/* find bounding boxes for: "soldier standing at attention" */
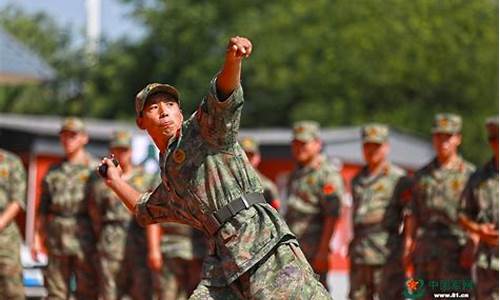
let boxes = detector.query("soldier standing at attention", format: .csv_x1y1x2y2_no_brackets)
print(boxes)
285,120,344,290
240,136,281,210
348,124,406,300
459,116,499,300
88,130,154,299
403,113,476,299
0,148,26,299
99,36,331,299
32,117,99,300
147,220,206,300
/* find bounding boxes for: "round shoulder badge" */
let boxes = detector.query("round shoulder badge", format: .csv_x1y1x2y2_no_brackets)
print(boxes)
173,149,186,164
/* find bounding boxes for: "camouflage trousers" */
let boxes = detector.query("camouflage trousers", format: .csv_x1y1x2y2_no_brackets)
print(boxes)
99,254,152,300
153,257,203,300
44,253,98,300
189,243,331,300
414,250,471,300
380,255,405,300
0,244,24,300
476,267,498,300
349,264,384,300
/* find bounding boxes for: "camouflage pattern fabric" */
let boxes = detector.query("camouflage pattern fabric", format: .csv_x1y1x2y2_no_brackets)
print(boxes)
39,156,99,299
89,167,154,299
133,77,327,296
349,163,406,298
154,223,206,300
460,159,499,299
256,170,280,208
189,242,331,300
285,155,344,281
408,156,475,294
0,149,26,300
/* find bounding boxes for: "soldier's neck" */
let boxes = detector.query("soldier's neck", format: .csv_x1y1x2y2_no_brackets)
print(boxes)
367,160,388,176
66,149,88,165
436,152,459,169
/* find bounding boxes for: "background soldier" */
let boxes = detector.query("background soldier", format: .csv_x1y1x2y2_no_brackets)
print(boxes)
32,117,99,300
88,130,153,299
100,36,331,299
240,136,281,210
459,116,499,300
0,149,26,299
147,222,206,300
285,120,344,290
404,113,475,299
348,124,406,300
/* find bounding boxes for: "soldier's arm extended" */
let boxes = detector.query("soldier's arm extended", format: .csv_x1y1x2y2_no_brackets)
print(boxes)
0,155,26,232
146,224,163,272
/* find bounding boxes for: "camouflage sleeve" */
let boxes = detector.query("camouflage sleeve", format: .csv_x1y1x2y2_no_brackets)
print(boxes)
196,76,244,148
38,173,52,216
134,182,191,226
459,174,479,220
319,170,344,218
384,176,412,232
8,155,26,210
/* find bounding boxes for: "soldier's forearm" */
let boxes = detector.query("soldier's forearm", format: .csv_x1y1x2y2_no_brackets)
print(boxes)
216,59,241,100
107,177,142,212
458,214,482,235
0,202,22,230
146,224,162,253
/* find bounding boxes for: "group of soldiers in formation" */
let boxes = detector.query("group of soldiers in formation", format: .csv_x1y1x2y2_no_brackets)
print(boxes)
0,36,497,300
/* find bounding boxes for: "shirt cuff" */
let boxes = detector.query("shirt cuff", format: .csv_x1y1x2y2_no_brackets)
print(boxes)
134,192,153,226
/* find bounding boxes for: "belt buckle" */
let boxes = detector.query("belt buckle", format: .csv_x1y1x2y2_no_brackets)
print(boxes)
241,194,250,209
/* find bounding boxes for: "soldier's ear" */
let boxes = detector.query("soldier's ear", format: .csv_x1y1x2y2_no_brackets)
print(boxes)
136,116,146,130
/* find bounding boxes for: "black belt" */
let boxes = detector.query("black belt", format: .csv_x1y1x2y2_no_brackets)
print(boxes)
205,192,265,236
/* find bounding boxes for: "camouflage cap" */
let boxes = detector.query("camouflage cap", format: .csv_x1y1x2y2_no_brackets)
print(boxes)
361,123,389,144
110,130,132,149
60,117,86,133
240,136,260,153
135,83,180,116
432,113,462,134
293,121,320,142
485,116,498,140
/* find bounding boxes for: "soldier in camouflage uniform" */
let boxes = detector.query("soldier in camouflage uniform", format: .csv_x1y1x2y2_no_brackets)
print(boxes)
459,117,499,300
0,149,26,299
240,136,281,210
404,113,476,299
147,221,206,300
32,117,99,300
100,36,331,299
88,130,154,300
285,120,344,290
348,124,406,300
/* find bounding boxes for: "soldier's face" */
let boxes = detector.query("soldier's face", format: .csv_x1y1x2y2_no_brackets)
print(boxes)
291,138,322,164
432,133,461,159
110,147,131,167
137,94,183,147
59,130,88,156
363,142,389,165
245,151,261,168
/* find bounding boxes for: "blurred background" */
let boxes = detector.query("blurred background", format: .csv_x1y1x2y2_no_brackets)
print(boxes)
0,0,498,299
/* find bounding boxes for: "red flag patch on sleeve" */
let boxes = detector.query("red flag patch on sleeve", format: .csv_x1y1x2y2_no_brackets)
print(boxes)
323,183,336,195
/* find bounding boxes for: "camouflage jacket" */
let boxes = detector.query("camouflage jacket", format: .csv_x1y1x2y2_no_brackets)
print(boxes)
39,155,97,256
0,149,26,246
160,222,207,260
256,170,280,206
349,163,406,265
89,166,154,259
460,159,499,270
134,78,295,287
409,156,475,246
284,155,344,260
